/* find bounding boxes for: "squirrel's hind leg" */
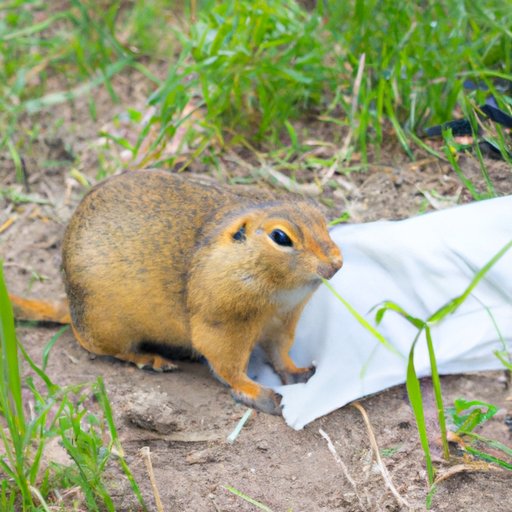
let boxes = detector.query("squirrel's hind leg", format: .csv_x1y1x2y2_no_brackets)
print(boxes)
112,352,178,372
71,323,178,372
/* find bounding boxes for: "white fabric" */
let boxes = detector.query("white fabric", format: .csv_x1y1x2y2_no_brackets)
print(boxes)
250,196,512,429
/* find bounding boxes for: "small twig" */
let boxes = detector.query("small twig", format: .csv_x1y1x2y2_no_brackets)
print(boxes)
0,216,16,234
321,52,366,185
350,53,367,120
319,428,366,510
351,402,411,509
125,431,222,443
210,497,222,512
190,0,197,23
29,485,51,512
39,178,58,207
64,351,79,364
140,446,164,512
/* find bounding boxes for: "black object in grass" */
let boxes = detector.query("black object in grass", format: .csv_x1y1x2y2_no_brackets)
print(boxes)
423,80,512,139
423,83,512,159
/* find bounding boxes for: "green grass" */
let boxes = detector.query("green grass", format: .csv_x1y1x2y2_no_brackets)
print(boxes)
2,0,511,191
373,241,512,501
0,0,168,180
224,486,275,512
326,1,511,144
448,399,512,470
1,1,512,508
110,0,512,186
0,263,146,511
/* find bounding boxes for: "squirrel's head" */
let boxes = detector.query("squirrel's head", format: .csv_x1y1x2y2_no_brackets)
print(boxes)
222,201,343,290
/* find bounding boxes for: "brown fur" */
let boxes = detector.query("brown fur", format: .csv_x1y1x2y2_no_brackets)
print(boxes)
12,170,343,415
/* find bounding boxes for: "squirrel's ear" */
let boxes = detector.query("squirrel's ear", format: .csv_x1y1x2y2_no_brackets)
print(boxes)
232,223,246,242
224,212,259,243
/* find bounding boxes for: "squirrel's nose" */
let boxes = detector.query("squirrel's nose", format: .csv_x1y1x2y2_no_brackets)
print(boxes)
317,255,343,280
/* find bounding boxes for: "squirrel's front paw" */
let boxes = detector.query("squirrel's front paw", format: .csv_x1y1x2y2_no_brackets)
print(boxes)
231,387,283,416
278,365,316,385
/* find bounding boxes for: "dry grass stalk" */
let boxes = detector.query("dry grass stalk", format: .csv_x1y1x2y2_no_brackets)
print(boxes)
352,402,411,510
140,446,164,512
319,427,367,510
321,52,366,185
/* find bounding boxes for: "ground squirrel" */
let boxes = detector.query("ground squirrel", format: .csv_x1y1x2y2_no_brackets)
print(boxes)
11,170,342,414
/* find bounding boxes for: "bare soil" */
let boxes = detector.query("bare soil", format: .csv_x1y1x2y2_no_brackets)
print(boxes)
2,73,511,511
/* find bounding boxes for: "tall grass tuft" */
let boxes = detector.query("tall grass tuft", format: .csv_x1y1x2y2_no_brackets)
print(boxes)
0,262,146,511
114,0,512,194
378,241,512,492
324,0,512,158
188,0,332,138
132,0,334,168
2,1,510,196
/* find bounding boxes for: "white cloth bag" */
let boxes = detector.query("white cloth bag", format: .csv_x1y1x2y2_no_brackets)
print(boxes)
251,196,512,429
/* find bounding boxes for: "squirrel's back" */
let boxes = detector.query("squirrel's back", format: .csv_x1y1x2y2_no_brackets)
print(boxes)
62,170,242,350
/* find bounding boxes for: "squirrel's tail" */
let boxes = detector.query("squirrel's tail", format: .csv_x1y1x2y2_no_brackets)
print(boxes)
9,295,71,324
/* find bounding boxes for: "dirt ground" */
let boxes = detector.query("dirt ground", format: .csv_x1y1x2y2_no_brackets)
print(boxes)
2,75,512,511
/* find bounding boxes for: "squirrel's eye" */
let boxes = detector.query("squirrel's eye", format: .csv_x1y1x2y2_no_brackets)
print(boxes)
269,229,293,247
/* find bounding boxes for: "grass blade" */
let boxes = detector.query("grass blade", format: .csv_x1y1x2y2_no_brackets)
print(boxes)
16,337,55,391
42,325,69,371
464,431,512,458
95,377,147,510
0,262,31,506
224,486,274,512
406,331,435,486
464,446,512,470
23,58,132,113
442,141,482,200
0,262,26,435
322,280,403,357
429,239,512,323
1,12,71,41
425,326,449,460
